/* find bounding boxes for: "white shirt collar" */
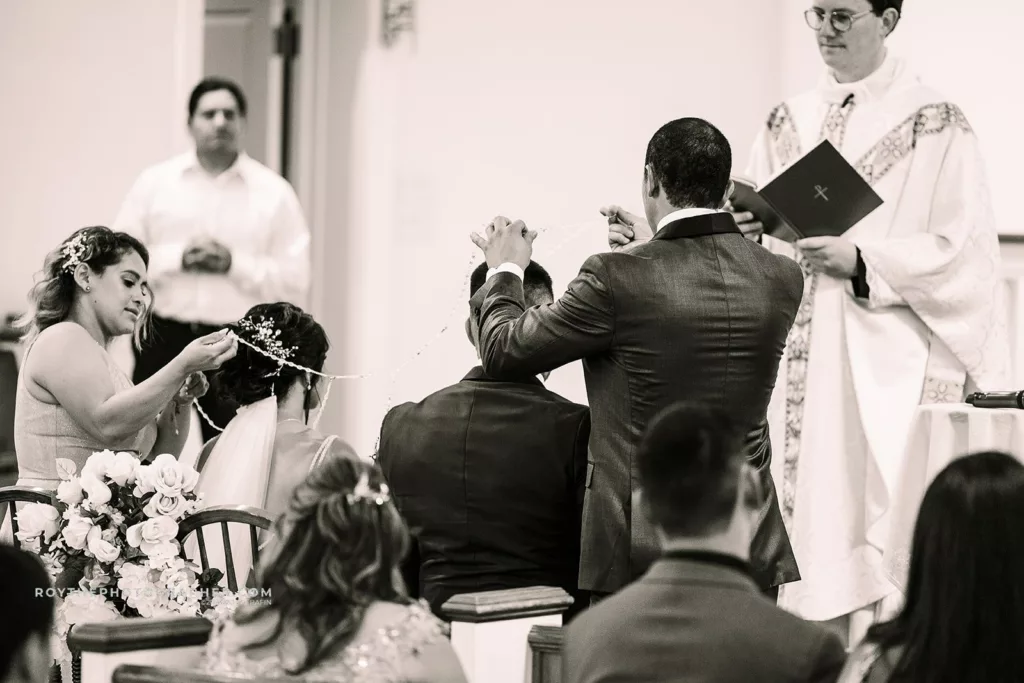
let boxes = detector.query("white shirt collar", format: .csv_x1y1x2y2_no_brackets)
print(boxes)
181,150,250,181
656,207,722,232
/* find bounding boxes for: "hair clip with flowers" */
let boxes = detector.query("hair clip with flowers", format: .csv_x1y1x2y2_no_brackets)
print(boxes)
237,315,299,361
346,472,391,506
62,233,89,273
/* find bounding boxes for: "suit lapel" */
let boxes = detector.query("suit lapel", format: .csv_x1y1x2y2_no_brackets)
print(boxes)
462,365,543,388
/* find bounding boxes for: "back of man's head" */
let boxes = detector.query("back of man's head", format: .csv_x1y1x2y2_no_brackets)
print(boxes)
469,260,554,316
644,118,732,210
0,545,54,683
637,402,745,538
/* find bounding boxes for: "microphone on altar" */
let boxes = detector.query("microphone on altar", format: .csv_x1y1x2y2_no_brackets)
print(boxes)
966,391,1024,409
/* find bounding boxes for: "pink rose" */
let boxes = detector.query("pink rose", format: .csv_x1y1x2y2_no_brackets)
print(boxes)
86,526,121,563
126,516,179,556
143,494,191,520
62,515,95,550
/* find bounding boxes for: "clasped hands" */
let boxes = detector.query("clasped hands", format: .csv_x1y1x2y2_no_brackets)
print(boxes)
470,216,537,270
183,238,231,274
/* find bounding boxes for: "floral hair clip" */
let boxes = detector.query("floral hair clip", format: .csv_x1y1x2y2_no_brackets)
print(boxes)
237,315,298,360
61,233,89,273
346,472,391,506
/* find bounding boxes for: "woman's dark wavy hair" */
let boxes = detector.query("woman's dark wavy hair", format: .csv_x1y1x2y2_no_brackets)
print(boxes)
18,226,151,346
235,456,410,674
216,302,329,407
865,451,1024,683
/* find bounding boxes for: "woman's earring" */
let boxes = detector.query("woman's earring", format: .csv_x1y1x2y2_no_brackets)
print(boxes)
85,285,91,292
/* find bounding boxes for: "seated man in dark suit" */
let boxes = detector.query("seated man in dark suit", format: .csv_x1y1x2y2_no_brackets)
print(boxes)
563,402,846,683
377,260,591,619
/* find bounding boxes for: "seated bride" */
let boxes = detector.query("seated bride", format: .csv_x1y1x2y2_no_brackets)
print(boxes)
203,455,467,683
188,302,357,580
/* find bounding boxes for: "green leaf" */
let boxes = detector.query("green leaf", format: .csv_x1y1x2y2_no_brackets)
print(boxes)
55,554,89,591
200,568,224,588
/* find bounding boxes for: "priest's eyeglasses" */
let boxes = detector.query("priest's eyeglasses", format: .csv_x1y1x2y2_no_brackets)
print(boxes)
804,8,873,32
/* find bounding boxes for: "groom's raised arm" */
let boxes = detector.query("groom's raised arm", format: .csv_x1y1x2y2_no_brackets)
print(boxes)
477,254,615,379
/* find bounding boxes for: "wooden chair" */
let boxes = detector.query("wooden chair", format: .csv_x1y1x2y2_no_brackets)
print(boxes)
0,486,65,683
176,505,273,592
0,485,55,549
113,664,280,683
529,625,564,683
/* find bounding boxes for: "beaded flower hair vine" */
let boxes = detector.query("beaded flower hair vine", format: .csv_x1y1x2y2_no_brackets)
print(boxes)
237,315,300,389
194,312,354,433
61,233,89,273
346,472,391,506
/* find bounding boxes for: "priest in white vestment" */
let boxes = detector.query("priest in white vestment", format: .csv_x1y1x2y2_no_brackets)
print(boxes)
731,0,1009,642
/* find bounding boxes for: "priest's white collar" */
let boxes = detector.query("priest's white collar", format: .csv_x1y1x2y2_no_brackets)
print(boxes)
818,48,905,104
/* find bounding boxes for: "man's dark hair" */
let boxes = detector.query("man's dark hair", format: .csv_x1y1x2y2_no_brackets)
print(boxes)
637,402,745,537
644,118,732,210
870,0,902,16
0,545,54,680
865,451,1024,683
188,76,248,119
870,0,902,32
469,260,554,314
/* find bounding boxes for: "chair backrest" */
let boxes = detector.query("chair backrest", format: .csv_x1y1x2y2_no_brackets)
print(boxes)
0,485,55,549
113,664,281,683
176,505,273,592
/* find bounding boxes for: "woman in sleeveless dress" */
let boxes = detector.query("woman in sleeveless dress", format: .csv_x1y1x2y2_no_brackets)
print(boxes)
188,303,357,583
2,227,237,539
203,455,466,682
838,451,1024,683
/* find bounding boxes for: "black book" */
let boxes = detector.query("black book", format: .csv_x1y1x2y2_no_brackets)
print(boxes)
730,139,883,240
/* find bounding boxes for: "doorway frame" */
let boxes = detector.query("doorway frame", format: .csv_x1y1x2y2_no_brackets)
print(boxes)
181,0,332,317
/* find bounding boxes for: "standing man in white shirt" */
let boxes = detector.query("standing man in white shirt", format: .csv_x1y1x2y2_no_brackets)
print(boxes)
113,77,311,441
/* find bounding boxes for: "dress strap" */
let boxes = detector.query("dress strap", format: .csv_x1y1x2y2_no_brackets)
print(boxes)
309,434,337,473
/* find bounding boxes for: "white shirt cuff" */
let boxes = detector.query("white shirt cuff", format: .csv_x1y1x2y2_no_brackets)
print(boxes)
486,263,524,281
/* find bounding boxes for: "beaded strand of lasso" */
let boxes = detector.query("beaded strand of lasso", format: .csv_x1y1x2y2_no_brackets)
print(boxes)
194,218,603,437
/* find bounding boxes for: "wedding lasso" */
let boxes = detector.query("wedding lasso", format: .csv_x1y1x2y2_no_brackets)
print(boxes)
191,218,604,446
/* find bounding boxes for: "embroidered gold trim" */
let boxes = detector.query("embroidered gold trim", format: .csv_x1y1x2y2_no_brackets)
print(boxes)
855,102,972,185
766,103,801,174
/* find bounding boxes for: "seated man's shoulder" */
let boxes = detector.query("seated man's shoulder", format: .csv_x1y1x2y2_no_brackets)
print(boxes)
744,597,847,667
567,586,845,677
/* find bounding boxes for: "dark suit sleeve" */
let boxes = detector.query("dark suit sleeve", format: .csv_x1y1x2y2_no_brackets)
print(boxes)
572,410,592,510
374,407,397,470
478,255,615,378
373,406,421,598
807,630,848,683
851,247,870,299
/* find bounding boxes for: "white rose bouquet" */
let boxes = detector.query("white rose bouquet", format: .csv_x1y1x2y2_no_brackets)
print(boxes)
16,450,231,665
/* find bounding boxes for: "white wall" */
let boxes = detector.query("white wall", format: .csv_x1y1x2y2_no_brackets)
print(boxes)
7,1,1020,456
777,0,1024,235
320,0,788,453
0,0,203,318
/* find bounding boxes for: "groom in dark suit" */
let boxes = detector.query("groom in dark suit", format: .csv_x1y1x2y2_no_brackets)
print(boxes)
470,117,804,599
377,260,591,618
